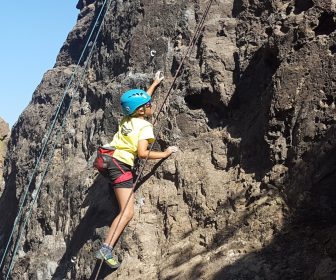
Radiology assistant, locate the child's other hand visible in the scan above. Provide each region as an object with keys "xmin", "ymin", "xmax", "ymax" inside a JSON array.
[
  {"xmin": 154, "ymin": 71, "xmax": 164, "ymax": 84},
  {"xmin": 165, "ymin": 146, "xmax": 178, "ymax": 157}
]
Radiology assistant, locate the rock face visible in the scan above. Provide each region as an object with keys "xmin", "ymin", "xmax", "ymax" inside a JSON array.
[
  {"xmin": 1, "ymin": 0, "xmax": 336, "ymax": 279},
  {"xmin": 0, "ymin": 117, "xmax": 10, "ymax": 192}
]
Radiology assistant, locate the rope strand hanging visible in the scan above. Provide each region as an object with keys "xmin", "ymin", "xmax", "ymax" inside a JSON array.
[{"xmin": 1, "ymin": 0, "xmax": 114, "ymax": 277}]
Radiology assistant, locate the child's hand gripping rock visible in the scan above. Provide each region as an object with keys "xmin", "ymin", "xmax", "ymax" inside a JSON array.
[
  {"xmin": 164, "ymin": 146, "xmax": 178, "ymax": 157},
  {"xmin": 154, "ymin": 71, "xmax": 164, "ymax": 85}
]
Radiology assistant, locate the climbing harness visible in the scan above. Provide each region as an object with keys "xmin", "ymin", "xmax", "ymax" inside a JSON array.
[
  {"xmin": 1, "ymin": 0, "xmax": 115, "ymax": 278},
  {"xmin": 93, "ymin": 0, "xmax": 214, "ymax": 278},
  {"xmin": 93, "ymin": 146, "xmax": 116, "ymax": 175},
  {"xmin": 93, "ymin": 146, "xmax": 133, "ymax": 184}
]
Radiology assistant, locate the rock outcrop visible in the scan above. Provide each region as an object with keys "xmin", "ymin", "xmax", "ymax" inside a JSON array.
[
  {"xmin": 0, "ymin": 117, "xmax": 10, "ymax": 193},
  {"xmin": 1, "ymin": 0, "xmax": 336, "ymax": 279}
]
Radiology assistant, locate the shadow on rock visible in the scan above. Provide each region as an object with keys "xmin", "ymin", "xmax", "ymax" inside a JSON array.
[
  {"xmin": 52, "ymin": 174, "xmax": 119, "ymax": 280},
  {"xmin": 211, "ymin": 126, "xmax": 336, "ymax": 279},
  {"xmin": 52, "ymin": 157, "xmax": 168, "ymax": 279},
  {"xmin": 89, "ymin": 260, "xmax": 118, "ymax": 280},
  {"xmin": 227, "ymin": 44, "xmax": 280, "ymax": 179},
  {"xmin": 134, "ymin": 158, "xmax": 167, "ymax": 192}
]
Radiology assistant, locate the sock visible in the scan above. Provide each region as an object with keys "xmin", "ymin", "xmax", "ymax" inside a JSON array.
[
  {"xmin": 98, "ymin": 243, "xmax": 113, "ymax": 259},
  {"xmin": 102, "ymin": 242, "xmax": 113, "ymax": 252},
  {"xmin": 103, "ymin": 243, "xmax": 113, "ymax": 250}
]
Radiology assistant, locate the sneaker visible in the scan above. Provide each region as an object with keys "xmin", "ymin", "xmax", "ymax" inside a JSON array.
[
  {"xmin": 95, "ymin": 245, "xmax": 120, "ymax": 269},
  {"xmin": 95, "ymin": 245, "xmax": 110, "ymax": 260},
  {"xmin": 104, "ymin": 255, "xmax": 120, "ymax": 269}
]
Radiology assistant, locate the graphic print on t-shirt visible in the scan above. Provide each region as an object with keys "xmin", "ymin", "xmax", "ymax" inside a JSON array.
[{"xmin": 121, "ymin": 125, "xmax": 132, "ymax": 136}]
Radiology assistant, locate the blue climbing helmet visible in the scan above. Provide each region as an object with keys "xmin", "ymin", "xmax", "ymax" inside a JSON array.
[{"xmin": 120, "ymin": 89, "xmax": 151, "ymax": 116}]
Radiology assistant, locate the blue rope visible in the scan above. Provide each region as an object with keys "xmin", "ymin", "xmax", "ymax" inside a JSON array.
[
  {"xmin": 0, "ymin": 0, "xmax": 112, "ymax": 274},
  {"xmin": 5, "ymin": 3, "xmax": 111, "ymax": 274}
]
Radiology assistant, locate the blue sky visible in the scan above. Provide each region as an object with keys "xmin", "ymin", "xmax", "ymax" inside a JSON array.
[{"xmin": 0, "ymin": 1, "xmax": 78, "ymax": 127}]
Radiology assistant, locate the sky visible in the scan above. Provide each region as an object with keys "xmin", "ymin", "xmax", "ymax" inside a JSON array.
[{"xmin": 0, "ymin": 1, "xmax": 79, "ymax": 127}]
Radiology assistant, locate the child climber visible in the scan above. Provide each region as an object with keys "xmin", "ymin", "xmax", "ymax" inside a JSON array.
[{"xmin": 95, "ymin": 71, "xmax": 178, "ymax": 268}]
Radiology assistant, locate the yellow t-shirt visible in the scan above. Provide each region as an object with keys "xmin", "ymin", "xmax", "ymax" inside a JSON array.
[{"xmin": 109, "ymin": 117, "xmax": 155, "ymax": 166}]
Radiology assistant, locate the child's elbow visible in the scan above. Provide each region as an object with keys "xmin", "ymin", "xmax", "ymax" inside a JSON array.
[{"xmin": 137, "ymin": 150, "xmax": 147, "ymax": 159}]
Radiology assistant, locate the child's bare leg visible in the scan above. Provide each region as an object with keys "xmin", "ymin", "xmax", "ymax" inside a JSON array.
[{"xmin": 104, "ymin": 187, "xmax": 134, "ymax": 247}]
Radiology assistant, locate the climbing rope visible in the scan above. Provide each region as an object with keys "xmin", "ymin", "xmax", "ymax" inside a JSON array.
[
  {"xmin": 93, "ymin": 0, "xmax": 213, "ymax": 278},
  {"xmin": 1, "ymin": 0, "xmax": 114, "ymax": 277},
  {"xmin": 5, "ymin": 38, "xmax": 99, "ymax": 278}
]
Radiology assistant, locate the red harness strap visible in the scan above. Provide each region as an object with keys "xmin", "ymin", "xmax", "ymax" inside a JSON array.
[
  {"xmin": 111, "ymin": 157, "xmax": 133, "ymax": 184},
  {"xmin": 94, "ymin": 147, "xmax": 133, "ymax": 184}
]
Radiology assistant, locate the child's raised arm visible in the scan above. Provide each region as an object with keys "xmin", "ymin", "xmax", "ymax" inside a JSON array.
[{"xmin": 147, "ymin": 71, "xmax": 164, "ymax": 96}]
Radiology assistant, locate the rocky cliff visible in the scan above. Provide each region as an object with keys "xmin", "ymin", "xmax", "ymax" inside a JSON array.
[
  {"xmin": 0, "ymin": 117, "xmax": 10, "ymax": 193},
  {"xmin": 1, "ymin": 0, "xmax": 336, "ymax": 279}
]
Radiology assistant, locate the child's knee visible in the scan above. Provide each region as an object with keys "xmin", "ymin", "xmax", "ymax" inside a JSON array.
[{"xmin": 123, "ymin": 208, "xmax": 134, "ymax": 222}]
